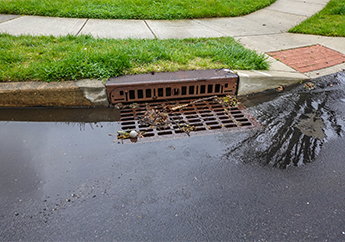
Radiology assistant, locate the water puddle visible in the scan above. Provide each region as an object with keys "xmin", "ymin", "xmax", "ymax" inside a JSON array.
[
  {"xmin": 1, "ymin": 72, "xmax": 344, "ymax": 169},
  {"xmin": 295, "ymin": 112, "xmax": 325, "ymax": 140},
  {"xmin": 225, "ymin": 71, "xmax": 345, "ymax": 168},
  {"xmin": 0, "ymin": 107, "xmax": 120, "ymax": 122}
]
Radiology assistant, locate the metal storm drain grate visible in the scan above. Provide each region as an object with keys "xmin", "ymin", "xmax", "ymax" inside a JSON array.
[
  {"xmin": 117, "ymin": 98, "xmax": 261, "ymax": 143},
  {"xmin": 268, "ymin": 44, "xmax": 345, "ymax": 73},
  {"xmin": 106, "ymin": 69, "xmax": 238, "ymax": 104}
]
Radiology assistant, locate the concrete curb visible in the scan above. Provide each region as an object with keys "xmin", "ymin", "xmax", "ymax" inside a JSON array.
[
  {"xmin": 1, "ymin": 69, "xmax": 341, "ymax": 107},
  {"xmin": 236, "ymin": 70, "xmax": 310, "ymax": 96},
  {"xmin": 75, "ymin": 79, "xmax": 109, "ymax": 107},
  {"xmin": 0, "ymin": 80, "xmax": 106, "ymax": 107}
]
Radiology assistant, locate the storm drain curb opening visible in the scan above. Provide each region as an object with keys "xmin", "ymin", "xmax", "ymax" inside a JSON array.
[
  {"xmin": 106, "ymin": 69, "xmax": 238, "ymax": 104},
  {"xmin": 108, "ymin": 69, "xmax": 261, "ymax": 143}
]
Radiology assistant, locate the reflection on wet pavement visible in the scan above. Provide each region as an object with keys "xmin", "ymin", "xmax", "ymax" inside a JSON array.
[
  {"xmin": 295, "ymin": 112, "xmax": 325, "ymax": 140},
  {"xmin": 1, "ymin": 72, "xmax": 345, "ymax": 170},
  {"xmin": 226, "ymin": 71, "xmax": 345, "ymax": 168},
  {"xmin": 1, "ymin": 72, "xmax": 345, "ymax": 241},
  {"xmin": 0, "ymin": 107, "xmax": 120, "ymax": 122}
]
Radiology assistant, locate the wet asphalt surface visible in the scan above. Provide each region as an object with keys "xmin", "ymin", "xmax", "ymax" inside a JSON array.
[{"xmin": 1, "ymin": 72, "xmax": 345, "ymax": 241}]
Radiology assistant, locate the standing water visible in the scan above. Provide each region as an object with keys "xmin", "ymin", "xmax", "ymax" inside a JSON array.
[
  {"xmin": 230, "ymin": 71, "xmax": 345, "ymax": 168},
  {"xmin": 0, "ymin": 71, "xmax": 345, "ymax": 241}
]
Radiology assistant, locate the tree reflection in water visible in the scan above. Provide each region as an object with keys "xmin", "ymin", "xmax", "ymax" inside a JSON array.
[{"xmin": 224, "ymin": 71, "xmax": 345, "ymax": 168}]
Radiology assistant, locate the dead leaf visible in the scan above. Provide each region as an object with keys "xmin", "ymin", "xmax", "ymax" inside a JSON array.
[{"xmin": 276, "ymin": 86, "xmax": 284, "ymax": 92}]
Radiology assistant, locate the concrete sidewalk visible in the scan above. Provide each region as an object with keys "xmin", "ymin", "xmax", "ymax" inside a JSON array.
[{"xmin": 1, "ymin": 0, "xmax": 345, "ymax": 107}]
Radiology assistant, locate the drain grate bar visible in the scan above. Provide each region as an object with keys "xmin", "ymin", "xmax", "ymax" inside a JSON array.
[{"xmin": 118, "ymin": 99, "xmax": 261, "ymax": 142}]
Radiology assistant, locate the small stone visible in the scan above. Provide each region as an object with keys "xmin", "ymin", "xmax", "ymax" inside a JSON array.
[{"xmin": 129, "ymin": 130, "xmax": 138, "ymax": 138}]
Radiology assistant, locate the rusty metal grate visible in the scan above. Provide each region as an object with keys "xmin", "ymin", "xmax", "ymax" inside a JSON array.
[
  {"xmin": 118, "ymin": 99, "xmax": 261, "ymax": 142},
  {"xmin": 106, "ymin": 69, "xmax": 238, "ymax": 104}
]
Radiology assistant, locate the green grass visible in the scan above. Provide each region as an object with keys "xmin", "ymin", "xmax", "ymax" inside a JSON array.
[
  {"xmin": 289, "ymin": 0, "xmax": 345, "ymax": 37},
  {"xmin": 0, "ymin": 34, "xmax": 269, "ymax": 82},
  {"xmin": 0, "ymin": 0, "xmax": 276, "ymax": 20}
]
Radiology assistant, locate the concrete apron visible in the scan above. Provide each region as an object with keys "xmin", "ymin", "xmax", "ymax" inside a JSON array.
[{"xmin": 1, "ymin": 67, "xmax": 345, "ymax": 107}]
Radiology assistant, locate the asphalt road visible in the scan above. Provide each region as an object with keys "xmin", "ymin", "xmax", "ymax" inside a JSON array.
[{"xmin": 1, "ymin": 72, "xmax": 345, "ymax": 241}]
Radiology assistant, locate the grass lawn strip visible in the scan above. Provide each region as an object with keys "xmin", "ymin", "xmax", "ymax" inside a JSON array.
[
  {"xmin": 0, "ymin": 34, "xmax": 269, "ymax": 82},
  {"xmin": 0, "ymin": 0, "xmax": 276, "ymax": 20},
  {"xmin": 289, "ymin": 0, "xmax": 345, "ymax": 37}
]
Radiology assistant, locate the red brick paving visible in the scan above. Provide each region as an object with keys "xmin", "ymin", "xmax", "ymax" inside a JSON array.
[{"xmin": 267, "ymin": 45, "xmax": 345, "ymax": 73}]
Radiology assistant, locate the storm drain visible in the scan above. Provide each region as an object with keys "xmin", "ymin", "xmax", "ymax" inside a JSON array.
[
  {"xmin": 118, "ymin": 99, "xmax": 261, "ymax": 142},
  {"xmin": 106, "ymin": 69, "xmax": 238, "ymax": 104}
]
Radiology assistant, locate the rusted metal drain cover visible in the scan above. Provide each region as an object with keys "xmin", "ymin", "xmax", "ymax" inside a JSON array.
[
  {"xmin": 106, "ymin": 69, "xmax": 238, "ymax": 104},
  {"xmin": 117, "ymin": 99, "xmax": 261, "ymax": 143},
  {"xmin": 268, "ymin": 44, "xmax": 345, "ymax": 73}
]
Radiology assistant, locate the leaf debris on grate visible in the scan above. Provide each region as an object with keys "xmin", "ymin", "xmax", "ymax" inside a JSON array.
[{"xmin": 115, "ymin": 95, "xmax": 260, "ymax": 142}]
